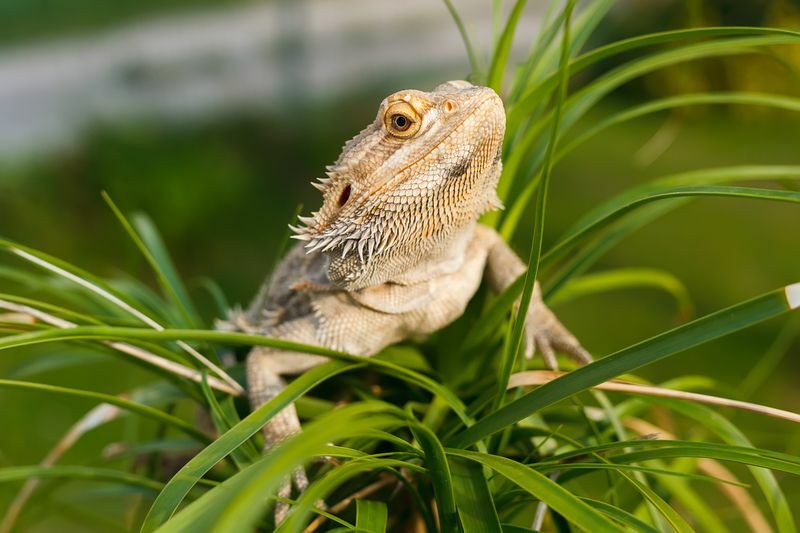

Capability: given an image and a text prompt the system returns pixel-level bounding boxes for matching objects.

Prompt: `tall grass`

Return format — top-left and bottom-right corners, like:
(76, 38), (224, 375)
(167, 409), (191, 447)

(2, 1), (800, 531)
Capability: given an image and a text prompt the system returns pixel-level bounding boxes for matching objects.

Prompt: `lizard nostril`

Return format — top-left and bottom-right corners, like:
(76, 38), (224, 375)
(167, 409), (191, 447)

(338, 184), (351, 207)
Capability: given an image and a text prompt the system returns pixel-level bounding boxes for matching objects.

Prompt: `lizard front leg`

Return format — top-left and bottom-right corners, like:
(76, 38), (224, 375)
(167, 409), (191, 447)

(246, 316), (327, 523)
(477, 225), (592, 369)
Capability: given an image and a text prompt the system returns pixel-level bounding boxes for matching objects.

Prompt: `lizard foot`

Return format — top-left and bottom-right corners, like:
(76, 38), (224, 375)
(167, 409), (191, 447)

(524, 299), (592, 371)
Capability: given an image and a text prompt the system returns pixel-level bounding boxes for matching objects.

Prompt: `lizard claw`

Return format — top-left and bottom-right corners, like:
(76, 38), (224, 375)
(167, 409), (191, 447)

(524, 292), (592, 370)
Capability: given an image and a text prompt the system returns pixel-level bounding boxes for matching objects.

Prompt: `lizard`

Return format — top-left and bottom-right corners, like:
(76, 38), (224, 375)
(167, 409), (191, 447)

(220, 80), (592, 522)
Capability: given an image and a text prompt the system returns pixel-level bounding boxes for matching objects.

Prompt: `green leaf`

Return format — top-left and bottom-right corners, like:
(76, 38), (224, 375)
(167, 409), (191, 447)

(279, 458), (421, 532)
(487, 0), (528, 93)
(141, 361), (361, 531)
(442, 0), (483, 80)
(494, 0), (575, 413)
(0, 379), (208, 442)
(643, 398), (797, 533)
(356, 500), (388, 533)
(103, 193), (197, 326)
(408, 419), (458, 531)
(449, 284), (798, 447)
(0, 326), (473, 427)
(0, 465), (164, 492)
(545, 185), (800, 265)
(154, 403), (402, 533)
(581, 498), (659, 533)
(446, 449), (621, 532)
(548, 268), (694, 320)
(449, 457), (503, 533)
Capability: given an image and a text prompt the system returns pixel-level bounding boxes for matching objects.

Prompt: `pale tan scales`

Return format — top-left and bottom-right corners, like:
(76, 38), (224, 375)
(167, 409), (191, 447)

(219, 80), (591, 522)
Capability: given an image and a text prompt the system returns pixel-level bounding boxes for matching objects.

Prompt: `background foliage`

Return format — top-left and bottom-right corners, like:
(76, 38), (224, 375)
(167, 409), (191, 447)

(1, 0), (799, 531)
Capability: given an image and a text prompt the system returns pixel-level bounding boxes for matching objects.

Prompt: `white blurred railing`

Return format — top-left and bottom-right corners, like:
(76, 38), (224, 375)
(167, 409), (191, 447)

(0, 0), (545, 160)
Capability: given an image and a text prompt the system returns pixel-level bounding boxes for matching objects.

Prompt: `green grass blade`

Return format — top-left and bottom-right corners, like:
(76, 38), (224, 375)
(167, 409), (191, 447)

(508, 27), (800, 135)
(408, 419), (458, 531)
(442, 0), (483, 80)
(449, 284), (799, 447)
(356, 500), (388, 533)
(494, 0), (574, 413)
(0, 326), (473, 427)
(154, 404), (402, 533)
(644, 398), (798, 533)
(557, 92), (800, 161)
(581, 498), (660, 533)
(449, 457), (502, 533)
(278, 459), (420, 532)
(545, 185), (800, 265)
(446, 449), (622, 531)
(0, 465), (164, 492)
(140, 361), (361, 531)
(487, 0), (528, 93)
(133, 213), (202, 325)
(548, 268), (694, 320)
(103, 193), (199, 328)
(543, 200), (686, 299)
(500, 34), (800, 210)
(0, 379), (208, 442)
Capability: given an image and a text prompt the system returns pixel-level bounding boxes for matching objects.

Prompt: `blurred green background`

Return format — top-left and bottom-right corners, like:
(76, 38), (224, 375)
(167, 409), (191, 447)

(1, 0), (799, 529)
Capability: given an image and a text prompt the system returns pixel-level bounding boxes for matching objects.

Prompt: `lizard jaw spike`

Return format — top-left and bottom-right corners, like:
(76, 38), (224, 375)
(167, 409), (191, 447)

(305, 237), (329, 254)
(297, 215), (315, 226)
(288, 224), (312, 241)
(342, 239), (354, 258)
(367, 238), (376, 260)
(311, 182), (326, 192)
(357, 239), (366, 263)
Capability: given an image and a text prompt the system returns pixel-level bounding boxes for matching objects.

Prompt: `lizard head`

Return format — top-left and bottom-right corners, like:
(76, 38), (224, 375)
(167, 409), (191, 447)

(290, 80), (506, 290)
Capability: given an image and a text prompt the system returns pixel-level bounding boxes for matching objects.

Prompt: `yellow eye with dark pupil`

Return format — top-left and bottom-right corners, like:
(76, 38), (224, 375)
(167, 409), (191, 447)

(391, 114), (411, 131)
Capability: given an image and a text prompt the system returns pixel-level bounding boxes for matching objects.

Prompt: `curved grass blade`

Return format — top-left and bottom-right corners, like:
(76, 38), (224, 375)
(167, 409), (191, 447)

(154, 403), (402, 533)
(0, 465), (163, 492)
(449, 457), (502, 533)
(643, 398), (798, 533)
(278, 458), (421, 532)
(509, 370), (800, 424)
(449, 283), (800, 447)
(356, 500), (388, 533)
(544, 185), (800, 265)
(408, 418), (458, 531)
(581, 498), (660, 533)
(0, 326), (473, 427)
(499, 34), (800, 210)
(494, 0), (574, 412)
(442, 0), (483, 80)
(0, 299), (238, 396)
(557, 92), (800, 161)
(0, 379), (208, 442)
(487, 0), (528, 93)
(102, 193), (199, 328)
(508, 27), (800, 135)
(548, 268), (694, 320)
(543, 200), (686, 299)
(0, 239), (243, 394)
(141, 360), (361, 531)
(446, 449), (621, 531)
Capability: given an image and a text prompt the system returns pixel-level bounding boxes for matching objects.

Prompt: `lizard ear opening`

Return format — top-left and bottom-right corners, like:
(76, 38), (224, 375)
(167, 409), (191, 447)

(338, 184), (352, 207)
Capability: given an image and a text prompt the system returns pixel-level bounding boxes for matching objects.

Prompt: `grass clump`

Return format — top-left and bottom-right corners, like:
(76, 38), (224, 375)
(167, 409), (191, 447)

(2, 1), (800, 531)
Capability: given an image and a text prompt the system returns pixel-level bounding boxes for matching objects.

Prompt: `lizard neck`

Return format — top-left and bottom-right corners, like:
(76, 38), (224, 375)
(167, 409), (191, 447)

(383, 222), (476, 286)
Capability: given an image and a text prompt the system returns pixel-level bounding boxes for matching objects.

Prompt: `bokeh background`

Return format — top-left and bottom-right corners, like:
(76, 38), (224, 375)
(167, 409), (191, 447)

(1, 0), (799, 529)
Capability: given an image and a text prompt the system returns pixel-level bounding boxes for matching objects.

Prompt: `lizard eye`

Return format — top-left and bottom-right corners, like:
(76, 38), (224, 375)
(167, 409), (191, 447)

(384, 102), (421, 138)
(391, 114), (410, 131)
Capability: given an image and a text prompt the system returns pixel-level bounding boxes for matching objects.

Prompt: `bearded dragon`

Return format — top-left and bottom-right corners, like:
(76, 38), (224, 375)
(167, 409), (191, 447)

(221, 80), (591, 520)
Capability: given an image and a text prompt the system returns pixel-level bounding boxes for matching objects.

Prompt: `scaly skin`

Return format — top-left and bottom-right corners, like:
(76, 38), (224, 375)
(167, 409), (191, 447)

(220, 80), (591, 521)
